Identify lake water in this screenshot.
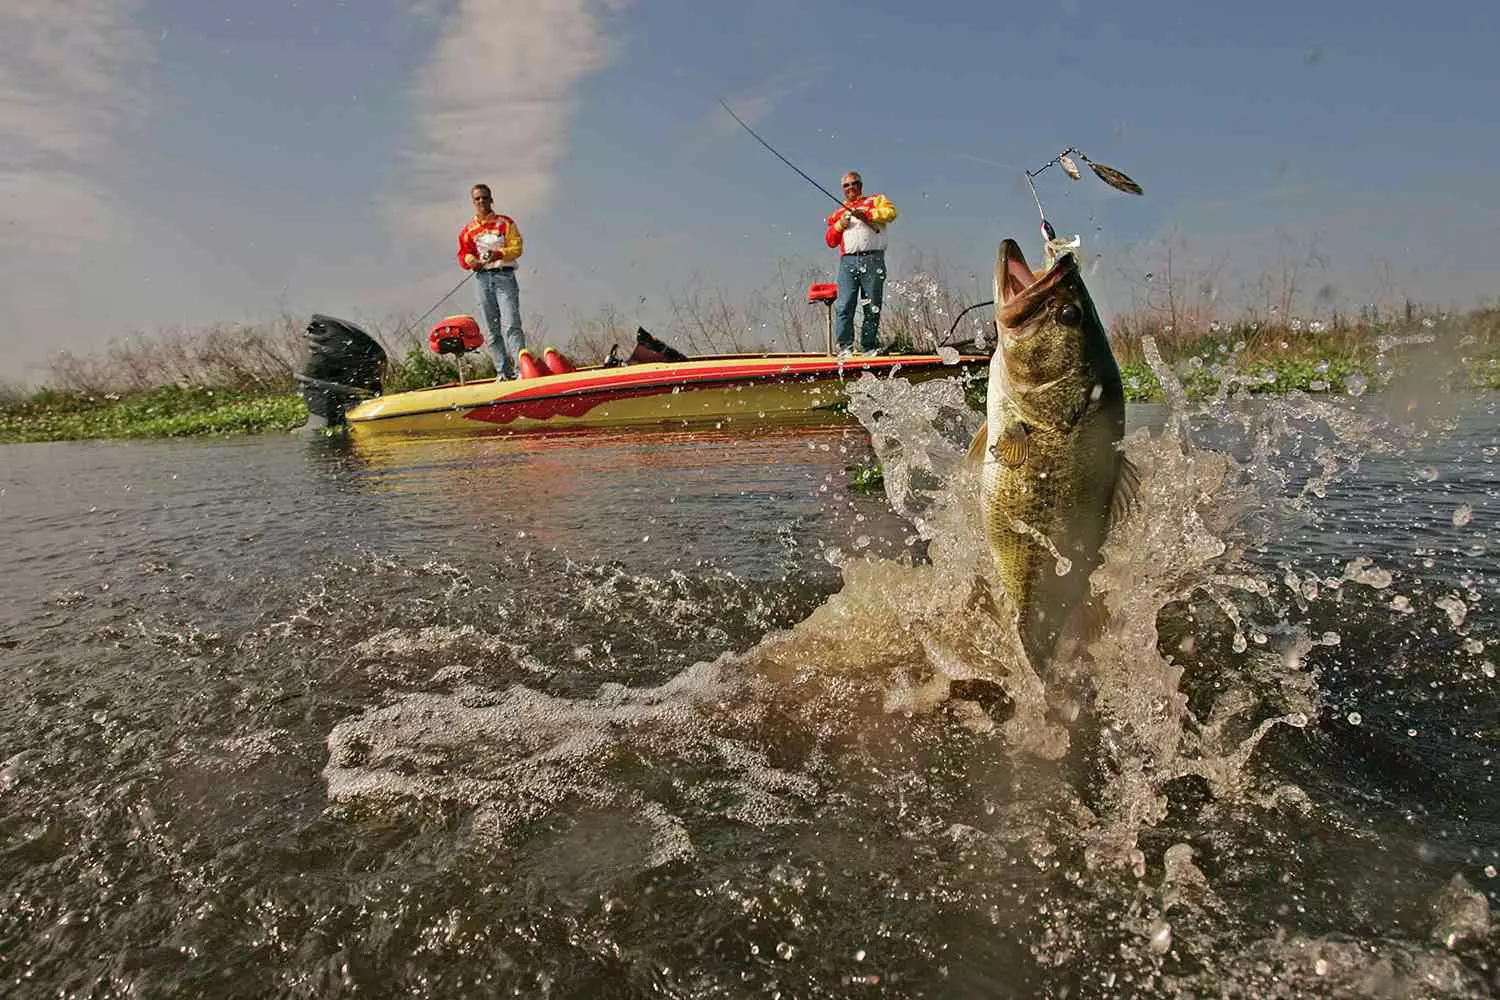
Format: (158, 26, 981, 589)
(1, 373, 1496, 998)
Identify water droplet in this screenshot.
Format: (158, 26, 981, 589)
(1452, 504, 1473, 528)
(1435, 595, 1468, 628)
(776, 942, 794, 960)
(1485, 865, 1497, 878)
(1232, 633, 1248, 653)
(1346, 711, 1362, 725)
(1345, 373, 1367, 396)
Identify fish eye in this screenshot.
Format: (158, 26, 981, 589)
(1056, 303, 1082, 327)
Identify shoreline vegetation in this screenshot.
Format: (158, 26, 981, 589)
(3, 257, 1496, 444)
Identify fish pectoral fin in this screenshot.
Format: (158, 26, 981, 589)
(1107, 454, 1141, 532)
(995, 420, 1030, 468)
(965, 426, 989, 467)
(965, 420, 1030, 469)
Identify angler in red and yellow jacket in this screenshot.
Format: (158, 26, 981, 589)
(457, 183, 527, 379)
(824, 171, 897, 354)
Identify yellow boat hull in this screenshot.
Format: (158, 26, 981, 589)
(345, 353, 984, 437)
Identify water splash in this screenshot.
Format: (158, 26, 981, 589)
(304, 367, 1495, 994)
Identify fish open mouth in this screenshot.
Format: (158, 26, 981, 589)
(996, 238, 1077, 330)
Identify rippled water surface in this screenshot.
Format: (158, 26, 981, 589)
(2, 376, 1496, 998)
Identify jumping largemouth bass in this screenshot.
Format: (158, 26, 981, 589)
(970, 238, 1136, 668)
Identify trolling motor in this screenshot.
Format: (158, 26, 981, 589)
(427, 314, 484, 384)
(296, 314, 386, 432)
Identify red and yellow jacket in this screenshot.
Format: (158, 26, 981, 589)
(825, 194, 897, 254)
(457, 213, 524, 270)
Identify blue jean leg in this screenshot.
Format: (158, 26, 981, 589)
(834, 252, 886, 352)
(475, 269, 525, 377)
(835, 255, 860, 351)
(857, 253, 886, 352)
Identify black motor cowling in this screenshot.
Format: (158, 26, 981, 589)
(297, 314, 386, 431)
(630, 326, 689, 363)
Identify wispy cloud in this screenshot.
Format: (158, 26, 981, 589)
(387, 0, 628, 246)
(0, 0, 151, 250)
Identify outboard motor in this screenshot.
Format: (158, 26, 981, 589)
(297, 314, 386, 432)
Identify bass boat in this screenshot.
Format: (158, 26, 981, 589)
(298, 286, 987, 438)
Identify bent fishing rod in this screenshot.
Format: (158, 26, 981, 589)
(717, 98, 875, 224)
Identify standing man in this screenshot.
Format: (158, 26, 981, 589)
(824, 171, 897, 355)
(457, 183, 526, 379)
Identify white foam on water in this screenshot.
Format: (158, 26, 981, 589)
(323, 657, 824, 870)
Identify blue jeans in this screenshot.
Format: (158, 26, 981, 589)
(474, 268, 525, 378)
(835, 251, 886, 352)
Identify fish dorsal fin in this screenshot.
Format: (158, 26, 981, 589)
(1108, 455, 1141, 532)
(966, 425, 989, 466)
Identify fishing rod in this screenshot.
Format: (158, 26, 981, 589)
(717, 98, 874, 224)
(395, 271, 474, 342)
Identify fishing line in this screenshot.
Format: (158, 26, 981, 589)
(943, 299, 995, 345)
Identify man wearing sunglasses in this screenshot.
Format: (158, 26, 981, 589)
(824, 171, 898, 355)
(457, 183, 527, 379)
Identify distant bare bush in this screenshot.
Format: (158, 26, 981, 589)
(40, 312, 308, 397)
(560, 302, 635, 364)
(881, 252, 987, 352)
(14, 238, 1497, 402)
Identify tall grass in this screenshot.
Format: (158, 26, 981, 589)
(3, 244, 1496, 442)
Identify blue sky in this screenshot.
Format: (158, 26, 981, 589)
(3, 0, 1496, 380)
